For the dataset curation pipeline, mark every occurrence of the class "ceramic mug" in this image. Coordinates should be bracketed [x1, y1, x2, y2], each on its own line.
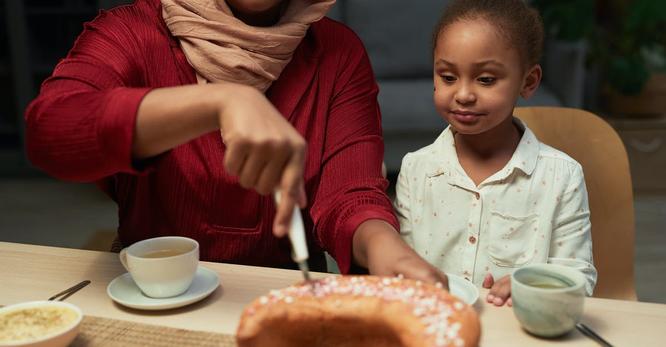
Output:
[511, 263, 586, 337]
[119, 236, 199, 298]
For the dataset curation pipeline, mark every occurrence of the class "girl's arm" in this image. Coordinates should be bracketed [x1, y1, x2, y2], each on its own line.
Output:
[548, 164, 597, 296]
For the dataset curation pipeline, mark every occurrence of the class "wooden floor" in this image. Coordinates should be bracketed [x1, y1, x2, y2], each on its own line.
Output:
[1, 177, 664, 303]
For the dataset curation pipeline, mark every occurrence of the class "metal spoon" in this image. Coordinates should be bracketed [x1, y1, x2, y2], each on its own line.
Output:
[576, 323, 613, 347]
[48, 280, 91, 301]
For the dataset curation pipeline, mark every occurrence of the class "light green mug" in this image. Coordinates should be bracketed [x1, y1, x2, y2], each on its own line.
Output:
[511, 263, 586, 337]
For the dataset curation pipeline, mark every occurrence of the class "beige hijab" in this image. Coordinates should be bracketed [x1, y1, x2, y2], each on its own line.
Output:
[161, 0, 335, 91]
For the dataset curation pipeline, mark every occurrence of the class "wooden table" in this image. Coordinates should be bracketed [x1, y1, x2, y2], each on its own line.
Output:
[1, 242, 665, 346]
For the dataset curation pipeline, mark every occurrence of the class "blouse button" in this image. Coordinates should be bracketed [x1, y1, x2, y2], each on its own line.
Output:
[468, 236, 477, 244]
[475, 193, 480, 200]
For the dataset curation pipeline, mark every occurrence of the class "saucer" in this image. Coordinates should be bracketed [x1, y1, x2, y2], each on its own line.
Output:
[107, 266, 220, 310]
[447, 273, 480, 305]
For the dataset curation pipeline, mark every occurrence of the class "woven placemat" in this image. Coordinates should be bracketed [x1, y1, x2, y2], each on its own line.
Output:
[71, 315, 237, 347]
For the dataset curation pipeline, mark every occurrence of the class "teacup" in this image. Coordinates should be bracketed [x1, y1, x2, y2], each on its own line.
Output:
[511, 263, 586, 337]
[119, 236, 199, 298]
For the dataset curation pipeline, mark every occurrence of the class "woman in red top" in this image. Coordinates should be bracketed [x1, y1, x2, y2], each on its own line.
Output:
[25, 0, 446, 284]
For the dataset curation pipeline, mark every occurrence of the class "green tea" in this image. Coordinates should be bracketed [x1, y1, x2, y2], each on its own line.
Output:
[524, 274, 574, 289]
[526, 281, 571, 289]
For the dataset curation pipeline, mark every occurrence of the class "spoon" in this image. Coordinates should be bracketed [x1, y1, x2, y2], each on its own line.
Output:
[48, 280, 91, 301]
[576, 323, 613, 347]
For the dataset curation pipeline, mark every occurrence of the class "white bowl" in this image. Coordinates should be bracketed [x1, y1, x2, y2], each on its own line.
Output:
[0, 301, 83, 347]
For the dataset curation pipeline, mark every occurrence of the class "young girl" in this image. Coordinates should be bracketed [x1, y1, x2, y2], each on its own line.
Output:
[394, 0, 597, 306]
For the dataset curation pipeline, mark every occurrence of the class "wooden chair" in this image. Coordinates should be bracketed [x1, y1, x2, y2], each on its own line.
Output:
[515, 107, 637, 300]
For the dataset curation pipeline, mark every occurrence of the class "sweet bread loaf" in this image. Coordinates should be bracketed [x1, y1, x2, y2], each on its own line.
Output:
[237, 275, 480, 347]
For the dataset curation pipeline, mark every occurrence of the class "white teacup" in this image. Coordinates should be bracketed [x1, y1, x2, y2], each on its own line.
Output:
[511, 263, 586, 337]
[119, 236, 199, 298]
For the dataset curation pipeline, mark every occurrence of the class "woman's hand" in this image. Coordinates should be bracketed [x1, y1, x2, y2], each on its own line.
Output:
[217, 85, 307, 237]
[134, 83, 306, 237]
[352, 219, 449, 289]
[483, 273, 512, 306]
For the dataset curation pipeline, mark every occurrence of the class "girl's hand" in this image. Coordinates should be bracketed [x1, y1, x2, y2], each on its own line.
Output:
[483, 273, 512, 306]
[353, 220, 449, 289]
[217, 85, 307, 237]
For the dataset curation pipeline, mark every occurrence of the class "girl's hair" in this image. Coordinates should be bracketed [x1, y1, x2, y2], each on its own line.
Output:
[432, 0, 544, 67]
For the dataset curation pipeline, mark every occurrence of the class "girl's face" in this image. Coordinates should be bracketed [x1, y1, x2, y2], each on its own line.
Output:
[433, 19, 541, 135]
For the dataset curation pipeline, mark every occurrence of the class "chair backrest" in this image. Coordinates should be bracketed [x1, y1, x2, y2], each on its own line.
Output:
[514, 107, 637, 300]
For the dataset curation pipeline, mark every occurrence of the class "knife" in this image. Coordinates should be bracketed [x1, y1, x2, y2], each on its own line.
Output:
[274, 191, 311, 282]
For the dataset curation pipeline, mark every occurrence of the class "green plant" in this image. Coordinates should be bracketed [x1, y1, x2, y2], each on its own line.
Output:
[592, 0, 666, 95]
[534, 0, 666, 96]
[532, 0, 595, 42]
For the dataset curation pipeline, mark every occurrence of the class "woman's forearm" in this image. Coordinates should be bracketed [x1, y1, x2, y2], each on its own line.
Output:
[133, 83, 237, 159]
[352, 219, 402, 268]
[135, 81, 308, 236]
[352, 219, 449, 286]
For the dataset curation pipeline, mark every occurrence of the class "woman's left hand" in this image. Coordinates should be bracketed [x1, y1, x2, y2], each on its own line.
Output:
[352, 219, 449, 289]
[483, 273, 512, 306]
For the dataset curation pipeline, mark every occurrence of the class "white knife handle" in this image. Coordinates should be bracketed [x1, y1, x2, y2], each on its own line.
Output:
[274, 192, 309, 263]
[288, 207, 309, 263]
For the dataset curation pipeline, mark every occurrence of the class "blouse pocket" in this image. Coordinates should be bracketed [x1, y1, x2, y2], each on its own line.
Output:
[207, 137, 264, 233]
[487, 210, 539, 267]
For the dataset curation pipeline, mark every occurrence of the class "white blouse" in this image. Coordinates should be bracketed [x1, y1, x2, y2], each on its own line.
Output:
[394, 119, 597, 295]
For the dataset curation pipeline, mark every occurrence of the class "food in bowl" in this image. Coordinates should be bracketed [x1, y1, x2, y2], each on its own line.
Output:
[0, 301, 82, 347]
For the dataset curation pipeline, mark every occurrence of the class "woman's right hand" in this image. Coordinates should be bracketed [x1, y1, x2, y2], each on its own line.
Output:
[216, 85, 307, 237]
[134, 83, 307, 237]
[353, 220, 450, 289]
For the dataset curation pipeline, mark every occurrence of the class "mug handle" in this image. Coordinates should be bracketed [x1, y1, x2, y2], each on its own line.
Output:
[119, 248, 130, 272]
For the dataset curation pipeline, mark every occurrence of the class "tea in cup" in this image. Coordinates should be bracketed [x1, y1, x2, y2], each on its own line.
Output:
[511, 263, 586, 337]
[119, 236, 199, 298]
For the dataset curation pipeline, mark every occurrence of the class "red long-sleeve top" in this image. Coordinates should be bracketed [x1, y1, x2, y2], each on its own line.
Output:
[25, 0, 398, 273]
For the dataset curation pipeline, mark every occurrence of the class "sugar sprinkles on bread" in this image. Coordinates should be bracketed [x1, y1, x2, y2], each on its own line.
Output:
[237, 275, 481, 347]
